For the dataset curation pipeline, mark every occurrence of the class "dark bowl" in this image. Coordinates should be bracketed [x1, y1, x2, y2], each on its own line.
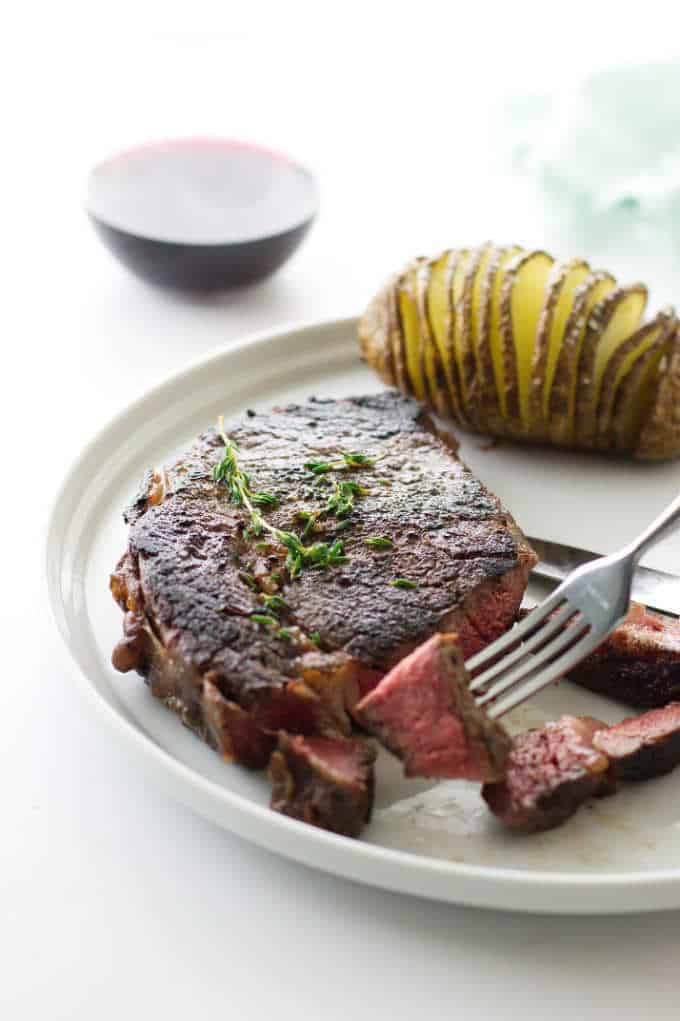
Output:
[85, 138, 318, 292]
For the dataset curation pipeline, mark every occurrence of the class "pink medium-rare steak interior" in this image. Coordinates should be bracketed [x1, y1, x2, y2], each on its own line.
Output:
[482, 716, 613, 832]
[354, 633, 511, 782]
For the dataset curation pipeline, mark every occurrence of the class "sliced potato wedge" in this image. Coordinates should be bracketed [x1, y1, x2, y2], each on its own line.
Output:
[449, 248, 473, 420]
[573, 284, 648, 447]
[483, 246, 523, 426]
[425, 249, 467, 424]
[414, 258, 452, 420]
[529, 258, 591, 438]
[612, 327, 677, 452]
[458, 244, 493, 423]
[499, 250, 554, 433]
[397, 261, 429, 400]
[547, 271, 617, 446]
[596, 309, 677, 448]
[467, 243, 496, 428]
[634, 333, 680, 459]
[473, 246, 520, 432]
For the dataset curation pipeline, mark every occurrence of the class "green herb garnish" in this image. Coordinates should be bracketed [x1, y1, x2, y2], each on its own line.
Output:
[326, 479, 368, 519]
[263, 594, 288, 613]
[213, 418, 351, 581]
[277, 628, 292, 641]
[212, 430, 278, 511]
[281, 534, 349, 579]
[309, 632, 322, 647]
[251, 614, 278, 627]
[365, 537, 393, 549]
[304, 450, 379, 474]
[389, 578, 418, 590]
[296, 509, 320, 538]
[238, 571, 259, 591]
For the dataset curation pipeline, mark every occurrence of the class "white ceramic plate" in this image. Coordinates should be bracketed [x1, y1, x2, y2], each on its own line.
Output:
[47, 318, 680, 914]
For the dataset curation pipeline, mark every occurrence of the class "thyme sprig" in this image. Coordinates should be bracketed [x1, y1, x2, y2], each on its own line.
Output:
[212, 419, 278, 510]
[326, 479, 368, 519]
[304, 451, 379, 474]
[213, 417, 349, 580]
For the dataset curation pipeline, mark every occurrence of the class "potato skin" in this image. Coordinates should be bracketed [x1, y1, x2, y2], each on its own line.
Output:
[547, 272, 616, 447]
[359, 249, 680, 461]
[634, 333, 680, 460]
[596, 310, 677, 451]
[358, 283, 396, 387]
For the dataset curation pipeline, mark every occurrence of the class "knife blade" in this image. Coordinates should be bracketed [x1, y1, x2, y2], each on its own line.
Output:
[527, 535, 680, 617]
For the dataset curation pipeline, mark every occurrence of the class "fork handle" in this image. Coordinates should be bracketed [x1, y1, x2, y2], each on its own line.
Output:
[626, 490, 680, 562]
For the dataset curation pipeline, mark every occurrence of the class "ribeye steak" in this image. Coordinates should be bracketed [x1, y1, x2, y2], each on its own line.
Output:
[110, 392, 535, 832]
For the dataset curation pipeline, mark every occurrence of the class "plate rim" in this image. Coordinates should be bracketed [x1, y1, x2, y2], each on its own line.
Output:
[46, 315, 680, 914]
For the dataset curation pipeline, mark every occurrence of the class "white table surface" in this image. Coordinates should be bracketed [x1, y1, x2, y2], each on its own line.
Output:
[4, 9, 680, 1018]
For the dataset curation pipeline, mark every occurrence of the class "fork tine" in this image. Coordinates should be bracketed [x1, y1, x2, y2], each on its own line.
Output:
[465, 590, 566, 673]
[486, 629, 607, 719]
[476, 615, 590, 707]
[467, 603, 577, 693]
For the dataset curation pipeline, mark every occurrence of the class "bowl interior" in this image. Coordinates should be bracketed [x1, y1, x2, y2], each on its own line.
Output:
[86, 137, 318, 246]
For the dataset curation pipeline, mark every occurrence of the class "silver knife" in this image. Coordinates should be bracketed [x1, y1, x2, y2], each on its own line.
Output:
[527, 535, 680, 617]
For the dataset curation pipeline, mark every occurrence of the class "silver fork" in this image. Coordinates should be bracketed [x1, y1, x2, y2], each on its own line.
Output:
[466, 491, 680, 720]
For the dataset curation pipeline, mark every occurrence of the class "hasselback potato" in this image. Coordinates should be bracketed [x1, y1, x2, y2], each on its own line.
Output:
[359, 243, 680, 460]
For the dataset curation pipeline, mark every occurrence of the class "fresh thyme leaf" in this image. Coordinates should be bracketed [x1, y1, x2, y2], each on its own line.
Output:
[304, 450, 379, 475]
[390, 578, 418, 589]
[255, 541, 269, 551]
[250, 491, 278, 508]
[365, 537, 393, 549]
[304, 460, 334, 475]
[341, 451, 376, 468]
[277, 628, 292, 641]
[309, 632, 322, 647]
[326, 479, 368, 519]
[263, 594, 288, 613]
[296, 509, 320, 538]
[286, 553, 303, 579]
[251, 614, 278, 627]
[238, 571, 259, 591]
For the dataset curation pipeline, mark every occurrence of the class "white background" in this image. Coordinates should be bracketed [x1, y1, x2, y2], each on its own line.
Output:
[4, 5, 680, 1018]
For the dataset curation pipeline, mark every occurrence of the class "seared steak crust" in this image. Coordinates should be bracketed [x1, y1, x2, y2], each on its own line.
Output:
[111, 392, 535, 780]
[269, 733, 376, 837]
[593, 703, 680, 782]
[566, 604, 680, 709]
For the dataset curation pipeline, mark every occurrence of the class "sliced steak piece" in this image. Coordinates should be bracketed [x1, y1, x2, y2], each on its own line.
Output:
[593, 703, 680, 782]
[111, 392, 535, 775]
[483, 705, 680, 834]
[269, 733, 376, 837]
[354, 633, 510, 781]
[566, 603, 680, 709]
[482, 716, 613, 832]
